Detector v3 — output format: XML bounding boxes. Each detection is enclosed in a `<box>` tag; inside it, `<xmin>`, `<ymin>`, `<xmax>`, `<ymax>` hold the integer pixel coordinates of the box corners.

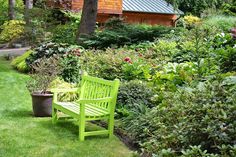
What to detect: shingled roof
<box><xmin>123</xmin><ymin>0</ymin><xmax>183</xmax><ymax>15</ymax></box>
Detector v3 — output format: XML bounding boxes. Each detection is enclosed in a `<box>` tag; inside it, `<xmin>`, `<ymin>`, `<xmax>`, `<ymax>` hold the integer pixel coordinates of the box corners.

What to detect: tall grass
<box><xmin>202</xmin><ymin>15</ymin><xmax>236</xmax><ymax>31</ymax></box>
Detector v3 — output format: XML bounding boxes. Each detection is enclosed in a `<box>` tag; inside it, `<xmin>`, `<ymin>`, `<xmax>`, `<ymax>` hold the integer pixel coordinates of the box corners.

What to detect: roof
<box><xmin>123</xmin><ymin>0</ymin><xmax>184</xmax><ymax>15</ymax></box>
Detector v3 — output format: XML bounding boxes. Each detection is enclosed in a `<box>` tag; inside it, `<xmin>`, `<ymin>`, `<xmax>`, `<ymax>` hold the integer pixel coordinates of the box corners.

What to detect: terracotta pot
<box><xmin>31</xmin><ymin>92</ymin><xmax>53</xmax><ymax>117</ymax></box>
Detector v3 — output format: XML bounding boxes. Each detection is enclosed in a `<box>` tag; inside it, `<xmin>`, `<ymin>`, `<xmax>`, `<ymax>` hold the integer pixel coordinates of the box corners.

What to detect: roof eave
<box><xmin>123</xmin><ymin>10</ymin><xmax>184</xmax><ymax>15</ymax></box>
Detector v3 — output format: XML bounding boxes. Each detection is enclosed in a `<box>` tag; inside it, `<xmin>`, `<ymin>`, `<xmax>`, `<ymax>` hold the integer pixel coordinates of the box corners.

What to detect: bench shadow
<box><xmin>39</xmin><ymin>118</ymin><xmax>109</xmax><ymax>140</ymax></box>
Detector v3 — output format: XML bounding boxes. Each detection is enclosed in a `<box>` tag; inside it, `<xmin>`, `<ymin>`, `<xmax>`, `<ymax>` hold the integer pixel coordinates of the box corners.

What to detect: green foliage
<box><xmin>0</xmin><ymin>20</ymin><xmax>25</xmax><ymax>43</ymax></box>
<box><xmin>121</xmin><ymin>77</ymin><xmax>236</xmax><ymax>156</ymax></box>
<box><xmin>222</xmin><ymin>1</ymin><xmax>236</xmax><ymax>16</ymax></box>
<box><xmin>26</xmin><ymin>42</ymin><xmax>78</xmax><ymax>65</ymax></box>
<box><xmin>122</xmin><ymin>59</ymin><xmax>153</xmax><ymax>81</ymax></box>
<box><xmin>0</xmin><ymin>0</ymin><xmax>24</xmax><ymax>25</ymax></box>
<box><xmin>168</xmin><ymin>0</ymin><xmax>227</xmax><ymax>16</ymax></box>
<box><xmin>202</xmin><ymin>15</ymin><xmax>236</xmax><ymax>32</ymax></box>
<box><xmin>11</xmin><ymin>50</ymin><xmax>33</xmax><ymax>72</ymax></box>
<box><xmin>60</xmin><ymin>49</ymin><xmax>81</xmax><ymax>83</ymax></box>
<box><xmin>52</xmin><ymin>23</ymin><xmax>77</xmax><ymax>44</ymax></box>
<box><xmin>23</xmin><ymin>8</ymin><xmax>54</xmax><ymax>45</ymax></box>
<box><xmin>80</xmin><ymin>21</ymin><xmax>182</xmax><ymax>49</ymax></box>
<box><xmin>117</xmin><ymin>80</ymin><xmax>154</xmax><ymax>110</ymax></box>
<box><xmin>80</xmin><ymin>49</ymin><xmax>130</xmax><ymax>80</ymax></box>
<box><xmin>49</xmin><ymin>78</ymin><xmax>78</xmax><ymax>101</ymax></box>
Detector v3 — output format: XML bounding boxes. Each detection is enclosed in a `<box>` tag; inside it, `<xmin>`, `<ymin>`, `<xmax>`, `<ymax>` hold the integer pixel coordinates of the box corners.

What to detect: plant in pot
<box><xmin>27</xmin><ymin>55</ymin><xmax>63</xmax><ymax>117</ymax></box>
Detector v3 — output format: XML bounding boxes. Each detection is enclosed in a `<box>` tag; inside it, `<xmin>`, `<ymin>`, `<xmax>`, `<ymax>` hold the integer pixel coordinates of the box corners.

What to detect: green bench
<box><xmin>51</xmin><ymin>74</ymin><xmax>120</xmax><ymax>141</ymax></box>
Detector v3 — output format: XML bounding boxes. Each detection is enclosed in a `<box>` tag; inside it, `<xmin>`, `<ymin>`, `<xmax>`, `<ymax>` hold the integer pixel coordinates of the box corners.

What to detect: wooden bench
<box><xmin>51</xmin><ymin>74</ymin><xmax>120</xmax><ymax>141</ymax></box>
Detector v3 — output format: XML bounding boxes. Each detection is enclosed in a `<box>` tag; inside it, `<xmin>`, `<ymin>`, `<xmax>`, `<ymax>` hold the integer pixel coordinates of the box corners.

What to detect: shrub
<box><xmin>121</xmin><ymin>76</ymin><xmax>236</xmax><ymax>156</ymax></box>
<box><xmin>80</xmin><ymin>22</ymin><xmax>182</xmax><ymax>49</ymax></box>
<box><xmin>183</xmin><ymin>15</ymin><xmax>201</xmax><ymax>28</ymax></box>
<box><xmin>222</xmin><ymin>2</ymin><xmax>236</xmax><ymax>16</ymax></box>
<box><xmin>80</xmin><ymin>49</ymin><xmax>133</xmax><ymax>80</ymax></box>
<box><xmin>52</xmin><ymin>23</ymin><xmax>77</xmax><ymax>44</ymax></box>
<box><xmin>216</xmin><ymin>47</ymin><xmax>236</xmax><ymax>73</ymax></box>
<box><xmin>0</xmin><ymin>20</ymin><xmax>25</xmax><ymax>43</ymax></box>
<box><xmin>26</xmin><ymin>42</ymin><xmax>81</xmax><ymax>65</ymax></box>
<box><xmin>60</xmin><ymin>49</ymin><xmax>81</xmax><ymax>83</ymax></box>
<box><xmin>117</xmin><ymin>80</ymin><xmax>154</xmax><ymax>110</ymax></box>
<box><xmin>11</xmin><ymin>50</ymin><xmax>33</xmax><ymax>73</ymax></box>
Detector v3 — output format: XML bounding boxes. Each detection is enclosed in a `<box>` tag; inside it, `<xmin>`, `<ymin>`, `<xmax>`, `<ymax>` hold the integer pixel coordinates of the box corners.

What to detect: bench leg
<box><xmin>79</xmin><ymin>118</ymin><xmax>85</xmax><ymax>141</ymax></box>
<box><xmin>108</xmin><ymin>116</ymin><xmax>114</xmax><ymax>138</ymax></box>
<box><xmin>52</xmin><ymin>107</ymin><xmax>58</xmax><ymax>124</ymax></box>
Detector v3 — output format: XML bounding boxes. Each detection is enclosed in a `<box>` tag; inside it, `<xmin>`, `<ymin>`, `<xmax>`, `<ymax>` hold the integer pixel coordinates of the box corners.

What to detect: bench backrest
<box><xmin>79</xmin><ymin>75</ymin><xmax>120</xmax><ymax>112</ymax></box>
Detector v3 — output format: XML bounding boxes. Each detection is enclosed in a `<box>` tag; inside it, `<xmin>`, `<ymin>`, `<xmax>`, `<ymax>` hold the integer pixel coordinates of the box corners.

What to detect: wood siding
<box><xmin>123</xmin><ymin>12</ymin><xmax>177</xmax><ymax>26</ymax></box>
<box><xmin>72</xmin><ymin>0</ymin><xmax>122</xmax><ymax>14</ymax></box>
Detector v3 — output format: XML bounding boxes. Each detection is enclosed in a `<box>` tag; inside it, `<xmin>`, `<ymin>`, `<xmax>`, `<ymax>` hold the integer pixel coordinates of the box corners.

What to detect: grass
<box><xmin>0</xmin><ymin>57</ymin><xmax>133</xmax><ymax>157</ymax></box>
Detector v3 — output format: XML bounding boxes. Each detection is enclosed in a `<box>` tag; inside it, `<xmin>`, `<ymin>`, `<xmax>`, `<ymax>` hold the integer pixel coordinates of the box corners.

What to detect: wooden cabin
<box><xmin>49</xmin><ymin>0</ymin><xmax>183</xmax><ymax>26</ymax></box>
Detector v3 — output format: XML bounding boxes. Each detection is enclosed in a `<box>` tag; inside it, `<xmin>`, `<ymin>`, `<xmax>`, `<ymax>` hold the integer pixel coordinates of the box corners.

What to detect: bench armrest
<box><xmin>77</xmin><ymin>97</ymin><xmax>113</xmax><ymax>104</ymax></box>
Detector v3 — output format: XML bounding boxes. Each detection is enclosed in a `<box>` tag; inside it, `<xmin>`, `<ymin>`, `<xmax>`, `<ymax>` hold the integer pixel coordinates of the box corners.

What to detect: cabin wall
<box><xmin>72</xmin><ymin>0</ymin><xmax>123</xmax><ymax>14</ymax></box>
<box><xmin>123</xmin><ymin>12</ymin><xmax>177</xmax><ymax>26</ymax></box>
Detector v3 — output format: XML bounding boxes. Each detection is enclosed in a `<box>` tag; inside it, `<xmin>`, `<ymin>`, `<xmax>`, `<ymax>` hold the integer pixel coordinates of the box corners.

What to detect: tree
<box><xmin>24</xmin><ymin>0</ymin><xmax>33</xmax><ymax>24</ymax></box>
<box><xmin>9</xmin><ymin>0</ymin><xmax>16</xmax><ymax>20</ymax></box>
<box><xmin>77</xmin><ymin>0</ymin><xmax>98</xmax><ymax>42</ymax></box>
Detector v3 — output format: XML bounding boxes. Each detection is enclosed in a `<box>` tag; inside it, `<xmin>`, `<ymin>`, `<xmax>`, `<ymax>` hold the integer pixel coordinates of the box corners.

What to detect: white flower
<box><xmin>221</xmin><ymin>32</ymin><xmax>225</xmax><ymax>37</ymax></box>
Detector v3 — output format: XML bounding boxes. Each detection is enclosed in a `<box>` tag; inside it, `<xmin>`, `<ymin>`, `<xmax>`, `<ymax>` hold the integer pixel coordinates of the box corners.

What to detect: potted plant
<box><xmin>27</xmin><ymin>55</ymin><xmax>63</xmax><ymax>117</ymax></box>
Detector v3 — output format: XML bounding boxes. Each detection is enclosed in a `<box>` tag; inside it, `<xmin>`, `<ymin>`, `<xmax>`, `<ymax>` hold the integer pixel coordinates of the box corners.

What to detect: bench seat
<box><xmin>55</xmin><ymin>102</ymin><xmax>110</xmax><ymax>118</ymax></box>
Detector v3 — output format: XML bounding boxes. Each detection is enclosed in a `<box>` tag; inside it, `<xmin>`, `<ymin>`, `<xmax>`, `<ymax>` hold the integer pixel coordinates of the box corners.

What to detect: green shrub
<box><xmin>60</xmin><ymin>49</ymin><xmax>81</xmax><ymax>83</ymax></box>
<box><xmin>0</xmin><ymin>20</ymin><xmax>25</xmax><ymax>43</ymax></box>
<box><xmin>117</xmin><ymin>80</ymin><xmax>154</xmax><ymax>110</ymax></box>
<box><xmin>26</xmin><ymin>42</ymin><xmax>81</xmax><ymax>65</ymax></box>
<box><xmin>121</xmin><ymin>76</ymin><xmax>236</xmax><ymax>156</ymax></box>
<box><xmin>222</xmin><ymin>2</ymin><xmax>236</xmax><ymax>16</ymax></box>
<box><xmin>80</xmin><ymin>49</ymin><xmax>133</xmax><ymax>80</ymax></box>
<box><xmin>80</xmin><ymin>22</ymin><xmax>182</xmax><ymax>49</ymax></box>
<box><xmin>52</xmin><ymin>23</ymin><xmax>77</xmax><ymax>44</ymax></box>
<box><xmin>11</xmin><ymin>50</ymin><xmax>33</xmax><ymax>72</ymax></box>
<box><xmin>216</xmin><ymin>47</ymin><xmax>236</xmax><ymax>73</ymax></box>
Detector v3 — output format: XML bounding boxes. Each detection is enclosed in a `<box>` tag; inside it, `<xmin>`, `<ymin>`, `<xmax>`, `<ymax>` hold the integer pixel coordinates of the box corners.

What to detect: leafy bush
<box><xmin>60</xmin><ymin>49</ymin><xmax>81</xmax><ymax>83</ymax></box>
<box><xmin>222</xmin><ymin>1</ymin><xmax>236</xmax><ymax>16</ymax></box>
<box><xmin>183</xmin><ymin>15</ymin><xmax>201</xmax><ymax>28</ymax></box>
<box><xmin>26</xmin><ymin>42</ymin><xmax>78</xmax><ymax>65</ymax></box>
<box><xmin>117</xmin><ymin>80</ymin><xmax>154</xmax><ymax>110</ymax></box>
<box><xmin>52</xmin><ymin>23</ymin><xmax>77</xmax><ymax>44</ymax></box>
<box><xmin>11</xmin><ymin>50</ymin><xmax>33</xmax><ymax>72</ymax></box>
<box><xmin>0</xmin><ymin>20</ymin><xmax>25</xmax><ymax>43</ymax></box>
<box><xmin>80</xmin><ymin>49</ymin><xmax>132</xmax><ymax>80</ymax></box>
<box><xmin>80</xmin><ymin>22</ymin><xmax>182</xmax><ymax>49</ymax></box>
<box><xmin>216</xmin><ymin>47</ymin><xmax>236</xmax><ymax>73</ymax></box>
<box><xmin>121</xmin><ymin>76</ymin><xmax>236</xmax><ymax>156</ymax></box>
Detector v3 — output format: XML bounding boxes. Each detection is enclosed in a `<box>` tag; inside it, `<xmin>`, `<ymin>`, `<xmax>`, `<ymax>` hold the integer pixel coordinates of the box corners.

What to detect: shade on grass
<box><xmin>0</xmin><ymin>58</ymin><xmax>133</xmax><ymax>157</ymax></box>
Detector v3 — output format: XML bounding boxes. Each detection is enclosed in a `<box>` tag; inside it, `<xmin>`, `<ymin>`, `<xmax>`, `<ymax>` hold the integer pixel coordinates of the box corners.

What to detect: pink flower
<box><xmin>124</xmin><ymin>57</ymin><xmax>132</xmax><ymax>64</ymax></box>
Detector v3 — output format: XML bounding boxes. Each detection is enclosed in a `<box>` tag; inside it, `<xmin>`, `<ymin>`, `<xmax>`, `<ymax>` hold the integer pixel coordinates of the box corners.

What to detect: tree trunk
<box><xmin>9</xmin><ymin>0</ymin><xmax>16</xmax><ymax>20</ymax></box>
<box><xmin>25</xmin><ymin>0</ymin><xmax>33</xmax><ymax>24</ymax></box>
<box><xmin>77</xmin><ymin>0</ymin><xmax>98</xmax><ymax>41</ymax></box>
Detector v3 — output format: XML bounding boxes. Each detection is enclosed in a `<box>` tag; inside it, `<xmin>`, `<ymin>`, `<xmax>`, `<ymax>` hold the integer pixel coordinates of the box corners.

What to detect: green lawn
<box><xmin>0</xmin><ymin>58</ymin><xmax>133</xmax><ymax>157</ymax></box>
